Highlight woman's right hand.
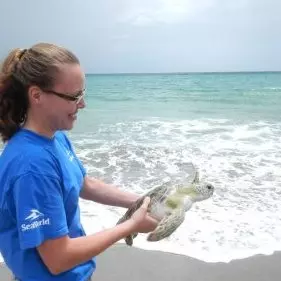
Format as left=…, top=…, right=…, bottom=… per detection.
left=129, top=197, right=159, bottom=233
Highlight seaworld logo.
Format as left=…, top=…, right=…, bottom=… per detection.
left=21, top=209, right=50, bottom=232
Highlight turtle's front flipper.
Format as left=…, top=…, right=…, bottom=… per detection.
left=146, top=208, right=185, bottom=242
left=125, top=235, right=133, bottom=246
left=125, top=232, right=138, bottom=246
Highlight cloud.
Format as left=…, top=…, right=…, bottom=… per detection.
left=1, top=0, right=280, bottom=73
left=117, top=0, right=250, bottom=26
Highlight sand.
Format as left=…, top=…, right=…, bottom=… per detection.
left=1, top=245, right=280, bottom=280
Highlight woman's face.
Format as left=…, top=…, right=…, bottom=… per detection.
left=37, top=63, right=86, bottom=133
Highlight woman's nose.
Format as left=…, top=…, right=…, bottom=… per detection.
left=77, top=97, right=86, bottom=109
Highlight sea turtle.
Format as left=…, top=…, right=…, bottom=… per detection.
left=116, top=165, right=214, bottom=246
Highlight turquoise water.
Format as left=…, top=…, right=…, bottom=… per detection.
left=73, top=72, right=281, bottom=132
left=1, top=72, right=281, bottom=262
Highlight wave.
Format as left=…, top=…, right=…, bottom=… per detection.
left=69, top=118, right=281, bottom=262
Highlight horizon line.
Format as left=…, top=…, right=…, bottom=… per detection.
left=85, top=70, right=281, bottom=75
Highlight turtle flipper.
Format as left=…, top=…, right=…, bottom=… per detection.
left=117, top=196, right=146, bottom=246
left=125, top=232, right=138, bottom=246
left=125, top=235, right=133, bottom=246
left=146, top=208, right=185, bottom=242
left=191, top=163, right=200, bottom=183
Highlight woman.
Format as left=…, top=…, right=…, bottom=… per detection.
left=0, top=43, right=157, bottom=281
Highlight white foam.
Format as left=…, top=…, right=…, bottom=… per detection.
left=71, top=118, right=281, bottom=263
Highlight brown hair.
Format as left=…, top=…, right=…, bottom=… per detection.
left=0, top=42, right=80, bottom=143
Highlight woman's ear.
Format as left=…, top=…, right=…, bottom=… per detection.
left=28, top=85, right=42, bottom=105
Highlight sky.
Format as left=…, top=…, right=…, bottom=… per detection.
left=0, top=0, right=280, bottom=73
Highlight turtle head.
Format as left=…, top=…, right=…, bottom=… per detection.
left=192, top=182, right=214, bottom=201
left=178, top=182, right=214, bottom=201
left=177, top=164, right=214, bottom=201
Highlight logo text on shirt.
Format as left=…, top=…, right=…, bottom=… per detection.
left=21, top=209, right=50, bottom=232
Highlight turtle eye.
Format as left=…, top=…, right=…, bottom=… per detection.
left=206, top=184, right=213, bottom=190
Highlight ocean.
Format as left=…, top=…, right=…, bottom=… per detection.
left=1, top=72, right=281, bottom=263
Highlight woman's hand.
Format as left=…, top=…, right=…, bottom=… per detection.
left=129, top=197, right=159, bottom=233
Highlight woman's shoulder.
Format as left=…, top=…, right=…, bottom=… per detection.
left=55, top=131, right=76, bottom=154
left=55, top=130, right=72, bottom=146
left=1, top=141, right=60, bottom=181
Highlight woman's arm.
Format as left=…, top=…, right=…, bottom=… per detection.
left=37, top=198, right=155, bottom=275
left=80, top=176, right=140, bottom=208
left=37, top=219, right=135, bottom=275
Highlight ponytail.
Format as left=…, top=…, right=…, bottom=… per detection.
left=0, top=49, right=29, bottom=143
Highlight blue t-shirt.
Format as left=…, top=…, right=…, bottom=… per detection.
left=0, top=129, right=96, bottom=281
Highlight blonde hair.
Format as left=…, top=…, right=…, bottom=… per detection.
left=0, top=43, right=79, bottom=142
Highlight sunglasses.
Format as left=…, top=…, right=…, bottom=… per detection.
left=43, top=88, right=86, bottom=104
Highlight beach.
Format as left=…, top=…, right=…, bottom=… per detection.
left=1, top=244, right=280, bottom=280
left=94, top=245, right=281, bottom=281
left=1, top=72, right=281, bottom=279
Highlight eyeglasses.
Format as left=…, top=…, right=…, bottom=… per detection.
left=43, top=88, right=86, bottom=104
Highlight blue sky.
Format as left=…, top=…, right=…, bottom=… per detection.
left=1, top=0, right=280, bottom=73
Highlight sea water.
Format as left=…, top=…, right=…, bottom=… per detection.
left=1, top=72, right=281, bottom=263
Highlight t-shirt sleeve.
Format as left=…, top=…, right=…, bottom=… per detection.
left=12, top=172, right=69, bottom=250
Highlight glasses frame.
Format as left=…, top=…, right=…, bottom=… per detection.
left=43, top=88, right=86, bottom=104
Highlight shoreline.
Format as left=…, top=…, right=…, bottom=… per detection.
left=1, top=245, right=281, bottom=280
left=94, top=246, right=281, bottom=281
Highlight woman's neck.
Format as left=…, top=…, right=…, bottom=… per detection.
left=23, top=112, right=55, bottom=139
